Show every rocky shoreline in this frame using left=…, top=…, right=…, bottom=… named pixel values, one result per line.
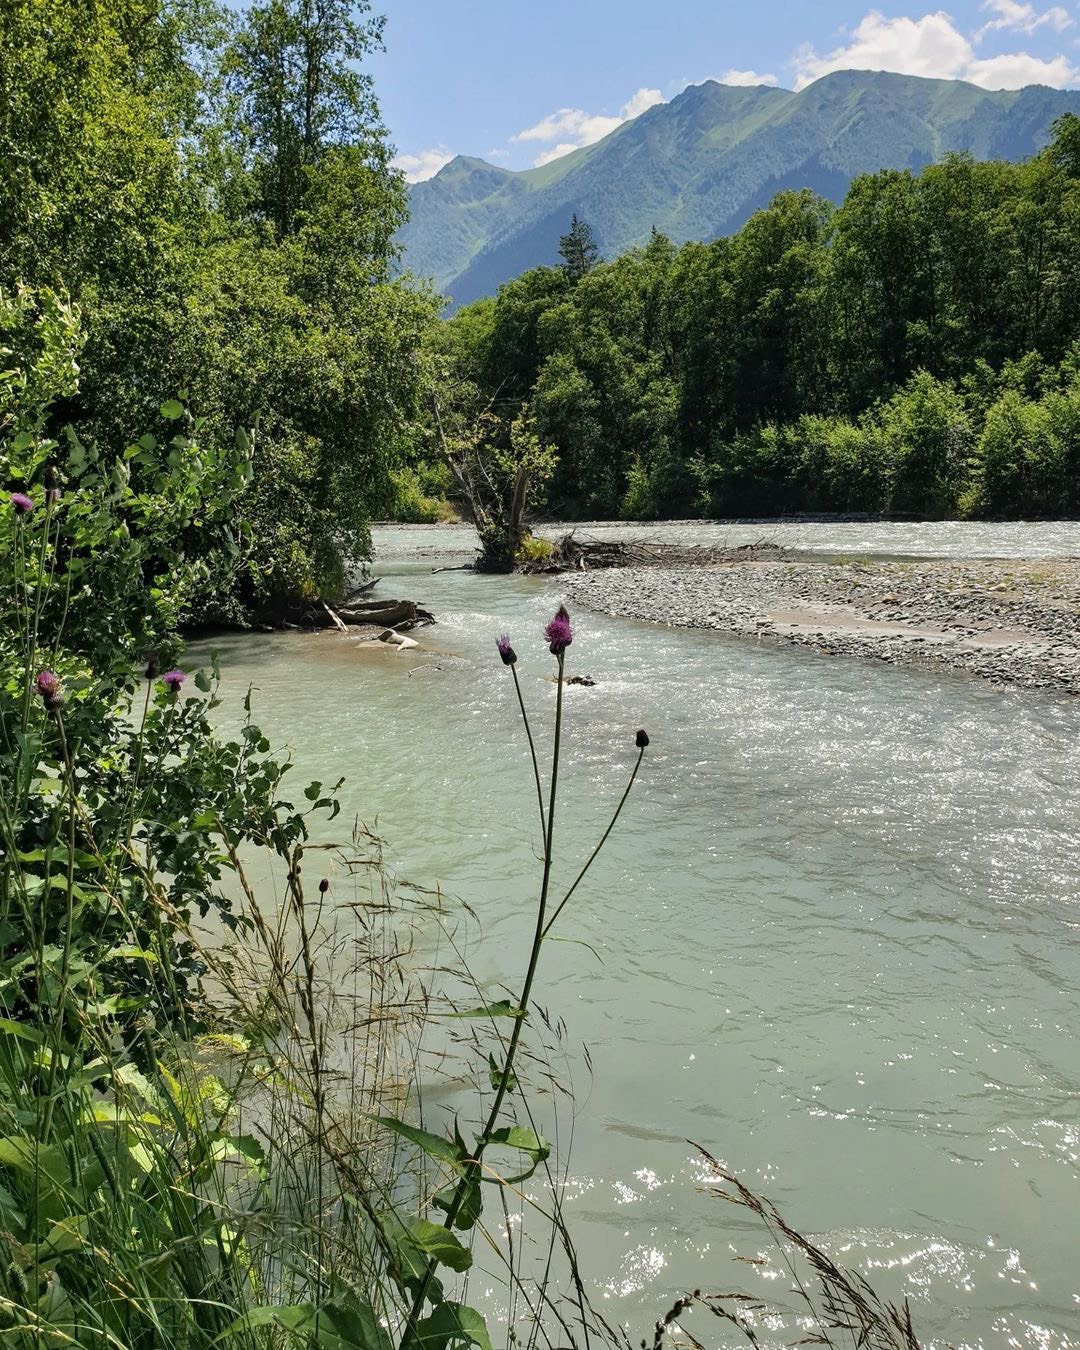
left=566, top=556, right=1080, bottom=695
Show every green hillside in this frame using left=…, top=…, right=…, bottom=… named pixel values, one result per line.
left=399, top=70, right=1080, bottom=307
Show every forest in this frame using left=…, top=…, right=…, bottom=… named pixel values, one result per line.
left=421, top=122, right=1080, bottom=526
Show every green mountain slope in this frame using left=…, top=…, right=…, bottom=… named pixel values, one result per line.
left=399, top=70, right=1080, bottom=308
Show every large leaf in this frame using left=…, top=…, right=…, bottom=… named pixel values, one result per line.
left=386, top=1214, right=472, bottom=1278
left=414, top=1303, right=493, bottom=1350
left=374, top=1117, right=465, bottom=1167
left=217, top=1297, right=392, bottom=1350
left=487, top=1126, right=550, bottom=1183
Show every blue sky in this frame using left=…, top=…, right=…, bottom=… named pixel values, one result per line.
left=373, top=1, right=1080, bottom=178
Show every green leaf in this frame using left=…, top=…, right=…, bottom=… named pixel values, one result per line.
left=194, top=669, right=212, bottom=693
left=159, top=398, right=184, bottom=421
left=414, top=1303, right=493, bottom=1350
left=446, top=1000, right=523, bottom=1020
left=221, top=1297, right=392, bottom=1350
left=487, top=1125, right=550, bottom=1183
left=206, top=1133, right=268, bottom=1180
left=432, top=1171, right=482, bottom=1231
left=387, top=1215, right=472, bottom=1275
left=488, top=1053, right=517, bottom=1093
left=374, top=1116, right=465, bottom=1167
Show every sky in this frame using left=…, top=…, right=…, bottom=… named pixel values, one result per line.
left=372, top=0, right=1080, bottom=179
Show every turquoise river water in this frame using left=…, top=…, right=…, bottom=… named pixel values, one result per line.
left=191, top=522, right=1080, bottom=1349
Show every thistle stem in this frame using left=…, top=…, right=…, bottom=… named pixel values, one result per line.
left=400, top=652, right=566, bottom=1346
left=510, top=662, right=546, bottom=839
left=541, top=745, right=645, bottom=940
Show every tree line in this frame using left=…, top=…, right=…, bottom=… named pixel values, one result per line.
left=419, top=116, right=1080, bottom=524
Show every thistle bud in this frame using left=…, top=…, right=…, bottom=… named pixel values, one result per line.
left=544, top=605, right=573, bottom=656
left=496, top=634, right=517, bottom=666
left=635, top=728, right=649, bottom=749
left=36, top=669, right=63, bottom=712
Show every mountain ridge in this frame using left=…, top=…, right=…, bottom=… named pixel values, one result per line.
left=398, top=70, right=1080, bottom=308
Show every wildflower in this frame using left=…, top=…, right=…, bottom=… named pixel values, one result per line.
left=36, top=669, right=63, bottom=711
left=319, top=878, right=330, bottom=894
left=636, top=728, right=650, bottom=749
left=162, top=669, right=186, bottom=693
left=43, top=467, right=61, bottom=502
left=144, top=653, right=160, bottom=680
left=496, top=634, right=517, bottom=666
left=10, top=492, right=33, bottom=514
left=544, top=605, right=573, bottom=656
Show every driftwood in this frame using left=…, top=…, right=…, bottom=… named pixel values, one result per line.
left=518, top=532, right=790, bottom=575
left=256, top=596, right=435, bottom=632
left=342, top=577, right=382, bottom=603
left=333, top=599, right=435, bottom=630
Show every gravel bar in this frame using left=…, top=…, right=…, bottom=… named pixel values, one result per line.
left=566, top=557, right=1080, bottom=695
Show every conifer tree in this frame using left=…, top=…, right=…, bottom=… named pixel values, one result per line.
left=558, top=214, right=600, bottom=281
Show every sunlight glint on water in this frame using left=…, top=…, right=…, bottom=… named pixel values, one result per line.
left=190, top=523, right=1080, bottom=1348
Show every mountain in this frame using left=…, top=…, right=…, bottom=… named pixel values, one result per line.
left=398, top=70, right=1080, bottom=308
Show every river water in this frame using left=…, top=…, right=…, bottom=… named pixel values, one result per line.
left=192, top=522, right=1080, bottom=1349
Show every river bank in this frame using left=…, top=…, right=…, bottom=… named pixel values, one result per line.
left=566, top=555, right=1080, bottom=694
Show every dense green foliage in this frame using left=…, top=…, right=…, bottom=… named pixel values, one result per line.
left=430, top=120, right=1080, bottom=521
left=0, top=0, right=436, bottom=615
left=400, top=71, right=1080, bottom=308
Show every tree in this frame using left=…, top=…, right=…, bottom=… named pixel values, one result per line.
left=558, top=214, right=600, bottom=282
left=225, top=0, right=394, bottom=238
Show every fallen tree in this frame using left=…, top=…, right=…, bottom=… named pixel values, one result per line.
left=519, top=533, right=791, bottom=574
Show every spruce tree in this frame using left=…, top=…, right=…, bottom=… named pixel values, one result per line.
left=558, top=213, right=600, bottom=281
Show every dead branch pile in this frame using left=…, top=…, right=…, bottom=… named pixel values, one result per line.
left=254, top=578, right=435, bottom=632
left=308, top=597, right=435, bottom=632
left=519, top=532, right=790, bottom=575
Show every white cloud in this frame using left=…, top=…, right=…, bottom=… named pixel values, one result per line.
left=966, top=49, right=1080, bottom=82
left=977, top=0, right=1072, bottom=39
left=534, top=142, right=582, bottom=167
left=391, top=146, right=454, bottom=182
left=792, top=9, right=1079, bottom=91
left=717, top=68, right=780, bottom=86
left=513, top=87, right=664, bottom=166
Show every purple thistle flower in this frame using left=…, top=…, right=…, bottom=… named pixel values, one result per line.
left=544, top=605, right=573, bottom=657
left=496, top=634, right=517, bottom=666
left=636, top=728, right=650, bottom=749
left=162, top=668, right=186, bottom=692
left=10, top=492, right=33, bottom=514
left=35, top=669, right=63, bottom=711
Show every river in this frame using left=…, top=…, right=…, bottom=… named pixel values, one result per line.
left=190, top=522, right=1080, bottom=1349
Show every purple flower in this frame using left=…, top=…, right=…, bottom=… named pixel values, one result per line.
left=162, top=669, right=186, bottom=692
left=496, top=634, right=517, bottom=666
left=636, top=728, right=650, bottom=749
left=35, top=669, right=63, bottom=711
left=10, top=492, right=33, bottom=514
left=544, top=605, right=573, bottom=657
